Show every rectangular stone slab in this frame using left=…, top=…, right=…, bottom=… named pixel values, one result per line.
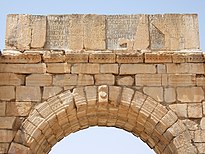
left=149, top=14, right=200, bottom=50
left=106, top=15, right=149, bottom=50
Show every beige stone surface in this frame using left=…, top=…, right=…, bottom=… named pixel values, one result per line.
left=84, top=15, right=105, bottom=50
left=117, top=76, right=134, bottom=86
left=16, top=86, right=41, bottom=101
left=0, top=102, right=6, bottom=116
left=169, top=104, right=187, bottom=118
left=43, top=51, right=65, bottom=63
left=8, top=142, right=30, bottom=154
left=72, top=64, right=99, bottom=74
left=0, top=63, right=46, bottom=74
left=0, top=143, right=9, bottom=154
left=109, top=86, right=122, bottom=106
left=0, top=73, right=24, bottom=85
left=188, top=104, right=202, bottom=118
left=0, top=117, right=16, bottom=129
left=143, top=87, right=163, bottom=102
left=135, top=74, right=161, bottom=86
left=0, top=86, right=15, bottom=101
left=65, top=53, right=89, bottom=63
left=120, top=64, right=156, bottom=74
left=6, top=102, right=32, bottom=116
left=194, top=130, right=205, bottom=142
left=164, top=88, right=176, bottom=103
left=157, top=64, right=166, bottom=74
left=116, top=53, right=143, bottom=63
left=77, top=74, right=94, bottom=86
left=89, top=53, right=115, bottom=63
left=43, top=87, right=63, bottom=100
left=149, top=14, right=199, bottom=50
left=95, top=74, right=115, bottom=85
left=168, top=74, right=196, bottom=86
left=200, top=117, right=205, bottom=130
left=53, top=74, right=77, bottom=86
left=100, top=64, right=118, bottom=74
left=47, top=63, right=70, bottom=73
left=0, top=130, right=15, bottom=142
left=30, top=15, right=46, bottom=48
left=85, top=86, right=97, bottom=106
left=177, top=87, right=204, bottom=102
left=98, top=85, right=108, bottom=103
left=26, top=74, right=52, bottom=86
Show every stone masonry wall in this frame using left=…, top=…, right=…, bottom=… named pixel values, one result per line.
left=0, top=14, right=204, bottom=154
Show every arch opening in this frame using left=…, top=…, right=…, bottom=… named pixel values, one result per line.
left=9, top=85, right=196, bottom=154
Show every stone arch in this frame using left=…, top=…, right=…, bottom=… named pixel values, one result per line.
left=9, top=85, right=197, bottom=154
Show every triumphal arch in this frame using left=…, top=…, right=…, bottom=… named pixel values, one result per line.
left=0, top=14, right=204, bottom=153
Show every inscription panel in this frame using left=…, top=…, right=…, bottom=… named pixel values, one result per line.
left=106, top=15, right=149, bottom=50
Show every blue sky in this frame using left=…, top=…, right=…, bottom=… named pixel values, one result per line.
left=0, top=1, right=204, bottom=154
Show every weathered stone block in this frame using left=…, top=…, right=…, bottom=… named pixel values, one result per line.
left=43, top=87, right=63, bottom=100
left=106, top=15, right=149, bottom=50
left=169, top=104, right=187, bottom=118
left=194, top=130, right=205, bottom=142
left=109, top=86, right=122, bottom=106
left=95, top=74, right=115, bottom=85
left=117, top=76, right=134, bottom=86
left=149, top=14, right=199, bottom=50
left=84, top=15, right=106, bottom=50
left=100, top=64, right=118, bottom=74
left=157, top=64, right=166, bottom=74
left=43, top=52, right=65, bottom=63
left=98, top=85, right=108, bottom=103
left=120, top=64, right=156, bottom=74
left=143, top=87, right=163, bottom=102
left=26, top=74, right=52, bottom=86
left=0, top=63, right=46, bottom=74
left=188, top=104, right=202, bottom=118
left=135, top=74, right=161, bottom=86
left=0, top=143, right=9, bottom=153
left=145, top=53, right=172, bottom=63
left=0, top=73, right=24, bottom=85
left=200, top=117, right=205, bottom=130
left=77, top=74, right=94, bottom=86
left=65, top=53, right=89, bottom=63
left=6, top=101, right=32, bottom=116
left=0, top=117, right=16, bottom=129
left=0, top=102, right=6, bottom=116
left=0, top=86, right=15, bottom=101
left=0, top=130, right=15, bottom=142
left=116, top=53, right=143, bottom=63
left=85, top=86, right=97, bottom=106
left=47, top=63, right=70, bottom=73
left=8, top=142, right=30, bottom=154
left=164, top=88, right=176, bottom=103
left=177, top=87, right=204, bottom=102
left=89, top=53, right=115, bottom=63
left=53, top=74, right=77, bottom=86
left=121, top=87, right=135, bottom=107
left=168, top=74, right=196, bottom=86
left=16, top=86, right=41, bottom=101
left=72, top=64, right=99, bottom=74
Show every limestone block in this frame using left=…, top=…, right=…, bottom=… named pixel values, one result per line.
left=77, top=74, right=94, bottom=86
left=0, top=117, right=16, bottom=129
left=5, top=14, right=31, bottom=50
left=177, top=87, right=204, bottom=102
left=149, top=14, right=199, bottom=50
left=131, top=91, right=147, bottom=113
left=6, top=102, right=32, bottom=116
left=169, top=104, right=187, bottom=118
left=145, top=53, right=172, bottom=63
left=116, top=53, right=143, bottom=63
left=30, top=15, right=46, bottom=48
left=194, top=130, right=205, bottom=142
left=183, top=119, right=198, bottom=131
left=0, top=86, right=15, bottom=101
left=100, top=64, right=118, bottom=74
left=84, top=15, right=106, bottom=50
left=73, top=87, right=87, bottom=110
left=85, top=86, right=97, bottom=106
left=43, top=87, right=63, bottom=100
left=200, top=118, right=205, bottom=129
left=188, top=104, right=202, bottom=118
left=196, top=76, right=205, bottom=86
left=164, top=88, right=176, bottom=103
left=0, top=143, right=9, bottom=154
left=0, top=130, right=15, bottom=142
left=47, top=63, right=70, bottom=73
left=117, top=76, right=134, bottom=86
left=106, top=15, right=149, bottom=50
left=195, top=143, right=205, bottom=153
left=26, top=74, right=52, bottom=86
left=0, top=102, right=6, bottom=116
left=135, top=74, right=161, bottom=86
left=65, top=53, right=89, bottom=63
left=98, top=85, right=108, bottom=103
left=53, top=74, right=77, bottom=86
left=168, top=74, right=196, bottom=86
left=109, top=86, right=122, bottom=106
left=16, top=86, right=41, bottom=101
left=89, top=53, right=115, bottom=63
left=94, top=74, right=115, bottom=85
left=167, top=63, right=204, bottom=74
left=0, top=54, right=41, bottom=64
left=121, top=87, right=135, bottom=107
left=8, top=142, right=30, bottom=154
left=71, top=64, right=99, bottom=74
left=0, top=73, right=24, bottom=85
left=120, top=64, right=156, bottom=74
left=203, top=101, right=205, bottom=115
left=157, top=64, right=166, bottom=74
left=143, top=87, right=163, bottom=102
left=0, top=63, right=46, bottom=74
left=43, top=52, right=66, bottom=63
